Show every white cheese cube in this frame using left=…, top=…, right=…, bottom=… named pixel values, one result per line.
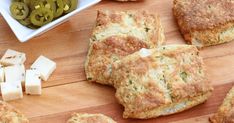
left=25, top=69, right=41, bottom=95
left=0, top=65, right=4, bottom=82
left=0, top=49, right=26, bottom=66
left=31, top=56, right=56, bottom=81
left=5, top=64, right=25, bottom=83
left=1, top=81, right=23, bottom=101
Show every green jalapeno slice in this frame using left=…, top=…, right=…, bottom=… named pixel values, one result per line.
left=63, top=0, right=77, bottom=14
left=18, top=17, right=31, bottom=26
left=10, top=0, right=78, bottom=29
left=10, top=2, right=29, bottom=20
left=27, top=24, right=40, bottom=29
left=30, top=8, right=54, bottom=26
left=30, top=0, right=56, bottom=14
left=29, top=0, right=38, bottom=10
left=53, top=0, right=64, bottom=18
left=12, top=0, right=30, bottom=5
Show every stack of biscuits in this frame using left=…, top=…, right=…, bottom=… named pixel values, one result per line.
left=85, top=10, right=213, bottom=119
left=85, top=0, right=234, bottom=121
left=85, top=10, right=164, bottom=85
left=3, top=0, right=234, bottom=122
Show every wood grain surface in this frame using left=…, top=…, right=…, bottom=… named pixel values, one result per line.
left=0, top=0, right=234, bottom=122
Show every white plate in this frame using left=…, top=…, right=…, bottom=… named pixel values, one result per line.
left=0, top=0, right=101, bottom=42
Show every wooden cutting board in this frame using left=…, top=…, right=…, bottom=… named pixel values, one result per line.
left=1, top=0, right=234, bottom=122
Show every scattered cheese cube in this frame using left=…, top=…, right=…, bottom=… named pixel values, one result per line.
left=31, top=56, right=56, bottom=81
left=5, top=64, right=25, bottom=83
left=1, top=81, right=23, bottom=101
left=0, top=65, right=4, bottom=82
left=0, top=49, right=26, bottom=66
left=25, top=69, right=41, bottom=95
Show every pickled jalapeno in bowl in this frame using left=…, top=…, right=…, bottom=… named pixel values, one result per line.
left=10, top=0, right=78, bottom=29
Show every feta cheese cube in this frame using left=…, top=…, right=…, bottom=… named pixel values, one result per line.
left=0, top=49, right=26, bottom=66
left=25, top=69, right=41, bottom=95
left=31, top=56, right=56, bottom=81
left=0, top=65, right=4, bottom=82
left=5, top=64, right=25, bottom=83
left=1, top=81, right=23, bottom=101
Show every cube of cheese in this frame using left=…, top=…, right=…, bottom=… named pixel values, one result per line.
left=0, top=49, right=26, bottom=66
left=1, top=81, right=23, bottom=101
left=0, top=65, right=4, bottom=82
left=25, top=69, right=41, bottom=95
left=5, top=64, right=25, bottom=83
left=31, top=56, right=56, bottom=81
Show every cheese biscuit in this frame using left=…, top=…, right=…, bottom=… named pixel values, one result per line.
left=173, top=0, right=234, bottom=47
left=111, top=45, right=213, bottom=119
left=67, top=113, right=116, bottom=123
left=85, top=10, right=165, bottom=85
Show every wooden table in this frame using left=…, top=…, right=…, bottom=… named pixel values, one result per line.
left=0, top=0, right=234, bottom=122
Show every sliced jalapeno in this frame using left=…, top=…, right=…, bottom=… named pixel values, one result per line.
left=24, top=0, right=30, bottom=5
left=54, top=0, right=64, bottom=18
left=10, top=0, right=78, bottom=29
left=18, top=17, right=31, bottom=26
left=29, top=0, right=38, bottom=10
left=30, top=8, right=54, bottom=26
left=12, top=0, right=30, bottom=5
left=10, top=2, right=29, bottom=20
left=30, top=0, right=56, bottom=14
left=27, top=24, right=40, bottom=29
left=63, top=0, right=77, bottom=14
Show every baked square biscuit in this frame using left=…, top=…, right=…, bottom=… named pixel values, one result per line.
left=173, top=0, right=234, bottom=47
left=0, top=101, right=29, bottom=123
left=67, top=113, right=116, bottom=123
left=210, top=86, right=234, bottom=123
left=85, top=10, right=165, bottom=85
left=90, top=10, right=164, bottom=46
left=111, top=45, right=213, bottom=119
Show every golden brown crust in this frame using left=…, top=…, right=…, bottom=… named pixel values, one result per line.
left=92, top=10, right=164, bottom=48
left=173, top=0, right=234, bottom=47
left=85, top=35, right=147, bottom=85
left=210, top=86, right=234, bottom=123
left=0, top=101, right=29, bottom=123
left=111, top=45, right=213, bottom=119
left=67, top=113, right=116, bottom=123
left=173, top=0, right=234, bottom=32
left=86, top=10, right=165, bottom=85
left=190, top=22, right=234, bottom=47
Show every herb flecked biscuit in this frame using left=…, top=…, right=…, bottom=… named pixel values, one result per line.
left=85, top=10, right=165, bottom=85
left=111, top=45, right=213, bottom=119
left=67, top=113, right=116, bottom=123
left=210, top=86, right=234, bottom=123
left=0, top=101, right=29, bottom=123
left=173, top=0, right=234, bottom=47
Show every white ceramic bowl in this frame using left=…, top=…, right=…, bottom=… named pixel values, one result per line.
left=0, top=0, right=101, bottom=42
